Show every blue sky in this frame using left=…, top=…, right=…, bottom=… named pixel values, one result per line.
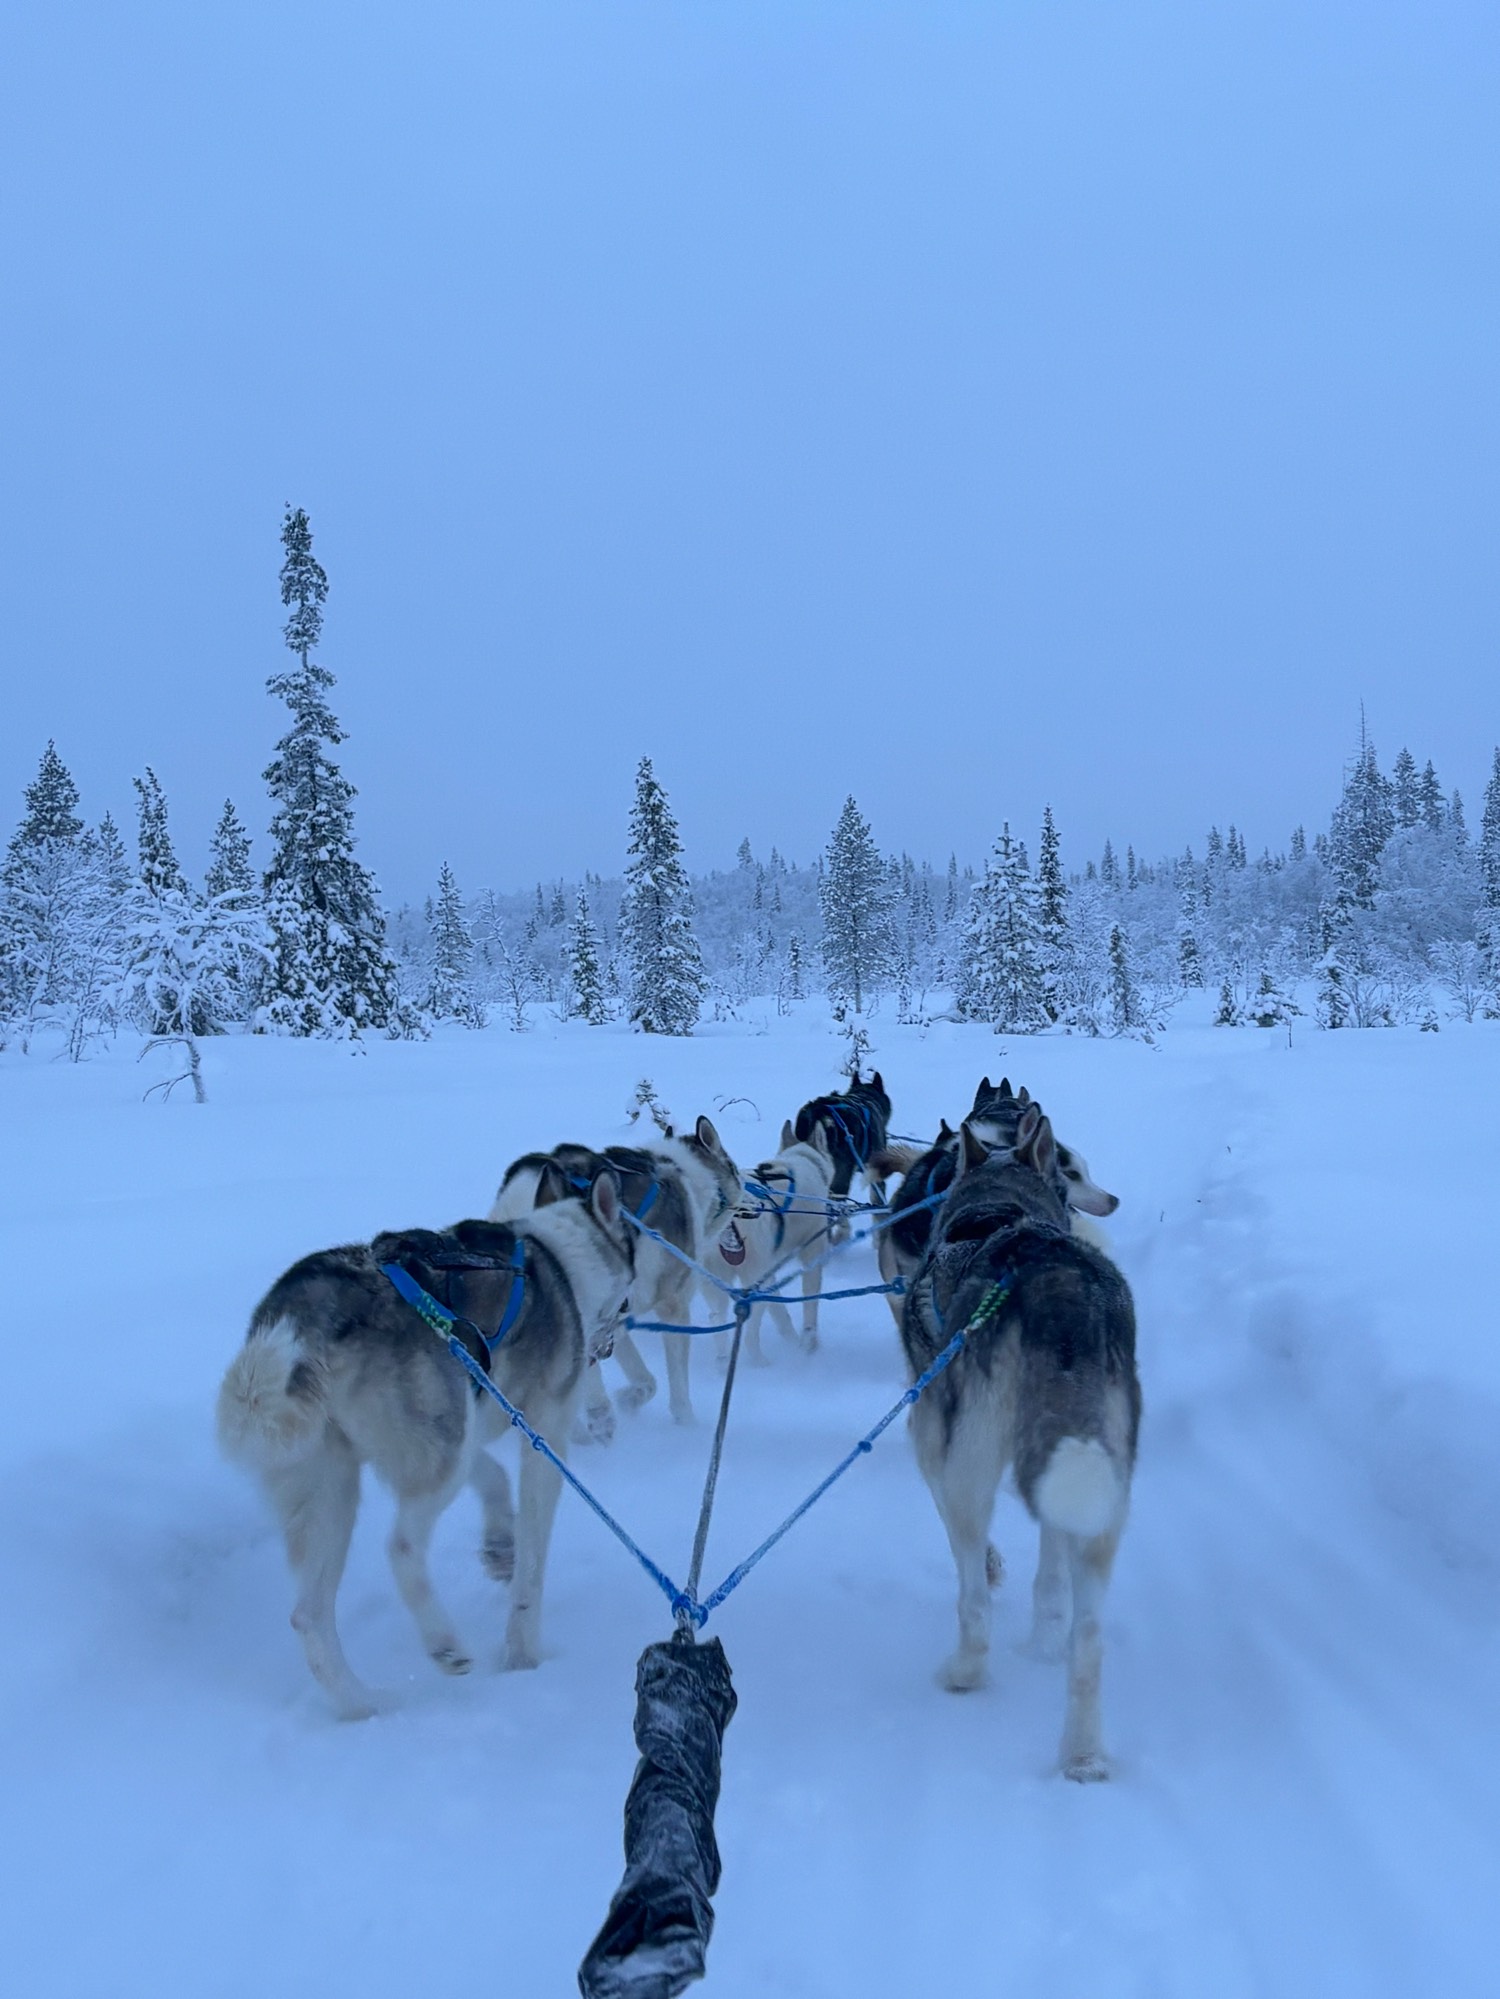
left=3, top=2, right=1496, bottom=899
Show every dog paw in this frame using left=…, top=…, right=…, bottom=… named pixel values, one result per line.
left=1063, top=1753, right=1110, bottom=1784
left=430, top=1643, right=472, bottom=1676
left=335, top=1685, right=396, bottom=1722
left=502, top=1639, right=540, bottom=1673
left=939, top=1651, right=988, bottom=1693
left=575, top=1401, right=616, bottom=1446
left=745, top=1347, right=773, bottom=1370
left=669, top=1404, right=696, bottom=1427
left=986, top=1544, right=1004, bottom=1588
left=481, top=1535, right=515, bottom=1583
left=617, top=1381, right=656, bottom=1413
left=799, top=1333, right=820, bottom=1357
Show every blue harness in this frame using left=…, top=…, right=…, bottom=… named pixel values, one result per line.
left=381, top=1240, right=527, bottom=1366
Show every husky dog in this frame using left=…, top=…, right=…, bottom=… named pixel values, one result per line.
left=901, top=1107, right=1140, bottom=1780
left=217, top=1169, right=633, bottom=1719
left=492, top=1147, right=656, bottom=1443
left=873, top=1076, right=1118, bottom=1322
left=792, top=1070, right=893, bottom=1209
left=492, top=1117, right=741, bottom=1427
left=702, top=1121, right=838, bottom=1363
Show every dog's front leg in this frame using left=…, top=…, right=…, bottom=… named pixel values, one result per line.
left=659, top=1272, right=696, bottom=1423
left=503, top=1423, right=567, bottom=1670
left=612, top=1330, right=657, bottom=1412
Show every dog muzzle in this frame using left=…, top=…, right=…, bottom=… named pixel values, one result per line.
left=717, top=1220, right=747, bottom=1267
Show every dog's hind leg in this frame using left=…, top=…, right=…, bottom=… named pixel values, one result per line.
left=270, top=1433, right=383, bottom=1720
left=503, top=1420, right=567, bottom=1671
left=471, top=1449, right=515, bottom=1583
left=389, top=1484, right=470, bottom=1675
left=1059, top=1528, right=1120, bottom=1781
left=921, top=1432, right=998, bottom=1692
left=612, top=1331, right=657, bottom=1413
left=1022, top=1523, right=1071, bottom=1662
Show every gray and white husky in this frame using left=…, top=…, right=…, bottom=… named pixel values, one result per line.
left=874, top=1076, right=1119, bottom=1322
left=901, top=1105, right=1141, bottom=1780
left=701, top=1120, right=838, bottom=1364
left=491, top=1117, right=741, bottom=1427
left=217, top=1169, right=634, bottom=1719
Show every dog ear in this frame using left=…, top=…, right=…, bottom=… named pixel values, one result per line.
left=533, top=1160, right=569, bottom=1208
left=590, top=1168, right=621, bottom=1231
left=1017, top=1085, right=1031, bottom=1106
left=938, top=1118, right=954, bottom=1140
left=871, top=1071, right=883, bottom=1092
left=809, top=1122, right=831, bottom=1158
left=695, top=1114, right=725, bottom=1158
left=1017, top=1111, right=1056, bottom=1180
left=780, top=1118, right=795, bottom=1150
left=970, top=1077, right=991, bottom=1113
left=997, top=1076, right=1012, bottom=1098
left=957, top=1122, right=989, bottom=1176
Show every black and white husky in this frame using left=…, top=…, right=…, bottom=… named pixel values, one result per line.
left=701, top=1120, right=838, bottom=1363
left=874, top=1076, right=1118, bottom=1321
left=901, top=1105, right=1140, bottom=1780
left=491, top=1117, right=741, bottom=1427
left=217, top=1169, right=634, bottom=1719
left=792, top=1070, right=893, bottom=1209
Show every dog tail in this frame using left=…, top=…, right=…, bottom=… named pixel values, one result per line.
left=870, top=1143, right=923, bottom=1180
left=1029, top=1437, right=1127, bottom=1541
left=216, top=1316, right=328, bottom=1471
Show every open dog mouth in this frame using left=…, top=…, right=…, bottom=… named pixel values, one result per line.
left=717, top=1220, right=747, bottom=1267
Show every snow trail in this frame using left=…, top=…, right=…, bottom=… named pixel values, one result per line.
left=1, top=1015, right=1496, bottom=1995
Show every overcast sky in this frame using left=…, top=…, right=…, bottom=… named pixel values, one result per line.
left=3, top=2, right=1497, bottom=900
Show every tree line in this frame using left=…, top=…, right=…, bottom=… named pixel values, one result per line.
left=5, top=510, right=1499, bottom=1052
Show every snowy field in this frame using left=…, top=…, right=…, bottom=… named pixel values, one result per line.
left=2, top=1007, right=1497, bottom=1997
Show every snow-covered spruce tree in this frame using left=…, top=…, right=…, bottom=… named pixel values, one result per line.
left=0, top=741, right=87, bottom=1044
left=1315, top=906, right=1350, bottom=1030
left=1391, top=748, right=1420, bottom=830
left=202, top=799, right=263, bottom=1024
left=567, top=886, right=609, bottom=1025
left=427, top=863, right=485, bottom=1027
left=260, top=506, right=404, bottom=1037
left=133, top=768, right=188, bottom=900
left=61, top=816, right=131, bottom=1060
left=1213, top=978, right=1241, bottom=1027
left=1479, top=748, right=1500, bottom=913
left=1035, top=805, right=1071, bottom=1018
left=1107, top=922, right=1141, bottom=1035
left=619, top=757, right=705, bottom=1035
left=819, top=795, right=895, bottom=1014
left=1328, top=721, right=1394, bottom=912
left=1418, top=760, right=1445, bottom=834
left=1248, top=967, right=1298, bottom=1029
left=205, top=800, right=255, bottom=901
left=960, top=825, right=1049, bottom=1032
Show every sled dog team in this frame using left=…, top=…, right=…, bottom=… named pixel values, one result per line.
left=218, top=1071, right=1140, bottom=1780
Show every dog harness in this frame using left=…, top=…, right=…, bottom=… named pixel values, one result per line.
left=381, top=1240, right=527, bottom=1370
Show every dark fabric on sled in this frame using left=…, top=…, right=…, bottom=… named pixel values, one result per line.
left=577, top=1635, right=738, bottom=1999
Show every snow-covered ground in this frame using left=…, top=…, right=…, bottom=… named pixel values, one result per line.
left=2, top=1007, right=1497, bottom=1996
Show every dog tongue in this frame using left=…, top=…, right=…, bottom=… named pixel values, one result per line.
left=718, top=1221, right=746, bottom=1266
